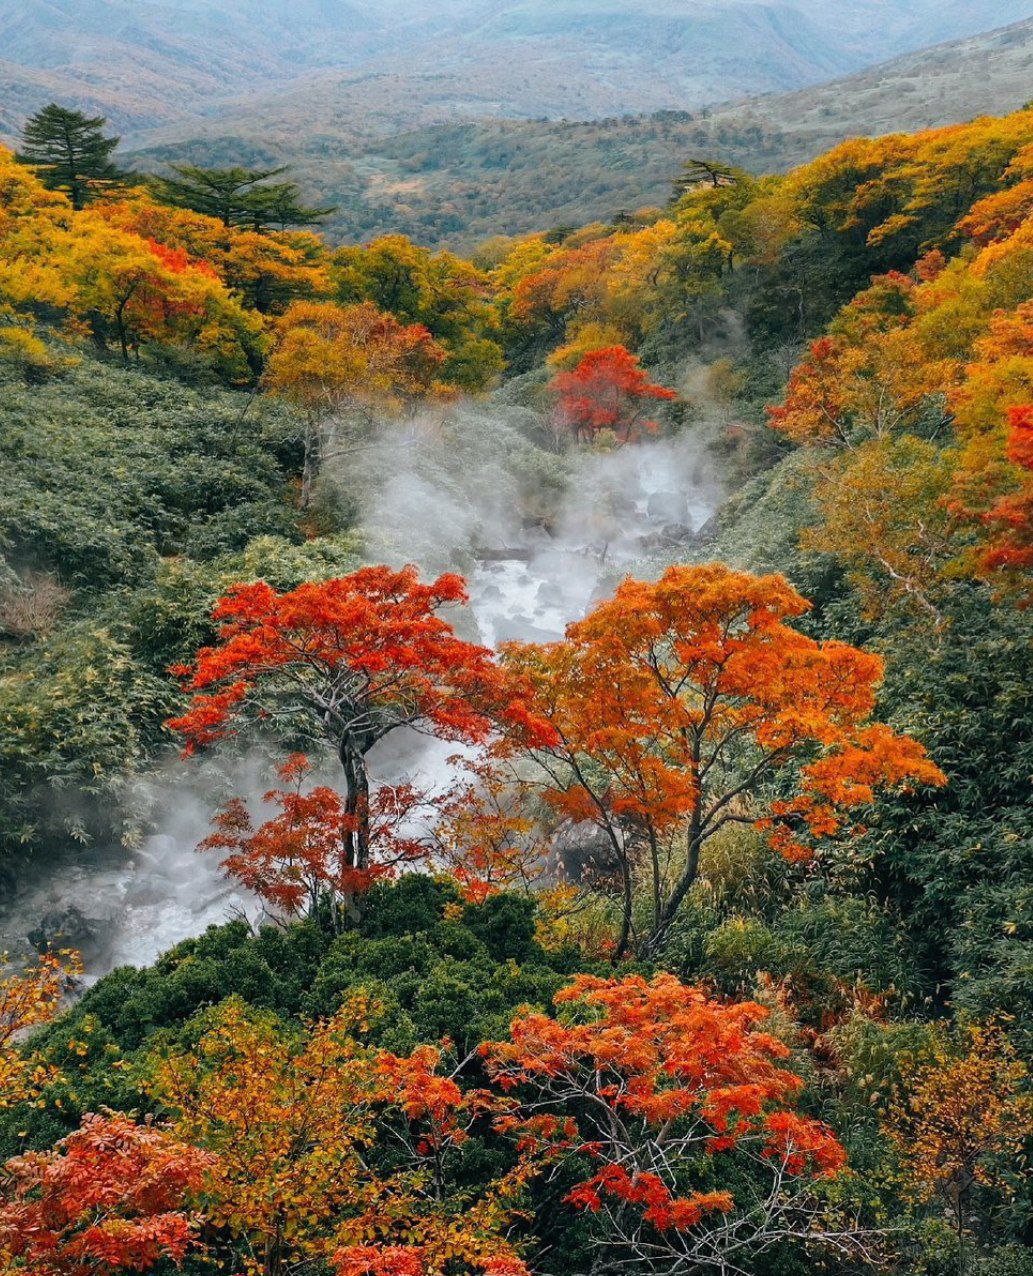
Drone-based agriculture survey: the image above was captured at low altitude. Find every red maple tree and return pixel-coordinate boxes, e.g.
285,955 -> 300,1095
168,566 -> 500,873
0,1112 -> 212,1275
550,345 -> 677,444
484,973 -> 861,1273
198,753 -> 430,924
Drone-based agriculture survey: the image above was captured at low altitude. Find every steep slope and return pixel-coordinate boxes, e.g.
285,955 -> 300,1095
708,14 -> 1033,142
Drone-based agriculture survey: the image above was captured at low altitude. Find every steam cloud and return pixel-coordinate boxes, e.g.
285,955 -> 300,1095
0,395 -> 723,978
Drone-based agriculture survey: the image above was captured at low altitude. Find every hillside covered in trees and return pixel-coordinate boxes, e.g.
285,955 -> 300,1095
5,7 -> 1033,249
0,95 -> 1031,1276
125,16 -> 1033,248
4,0 -> 1030,137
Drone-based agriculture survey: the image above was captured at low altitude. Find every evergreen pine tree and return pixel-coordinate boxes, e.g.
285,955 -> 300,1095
18,104 -> 124,210
154,164 -> 334,231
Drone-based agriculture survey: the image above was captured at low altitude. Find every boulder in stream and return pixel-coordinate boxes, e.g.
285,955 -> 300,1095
28,905 -> 113,967
647,491 -> 689,524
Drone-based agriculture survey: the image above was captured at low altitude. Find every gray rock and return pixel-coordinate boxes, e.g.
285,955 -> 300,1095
28,906 -> 109,966
647,490 -> 689,524
493,617 -> 563,644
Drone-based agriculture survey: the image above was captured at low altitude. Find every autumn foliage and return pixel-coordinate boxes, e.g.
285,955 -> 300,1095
169,566 -> 499,872
174,561 -> 943,957
0,144 -> 493,405
979,404 -> 1033,601
549,345 -> 676,444
483,973 -> 849,1270
885,1023 -> 1033,1243
0,950 -> 82,1109
767,203 -> 1033,614
429,757 -> 544,903
6,85 -> 1033,1276
495,562 -> 945,952
198,753 -> 429,921
0,1112 -> 211,1275
265,298 -> 446,415
152,995 -> 542,1276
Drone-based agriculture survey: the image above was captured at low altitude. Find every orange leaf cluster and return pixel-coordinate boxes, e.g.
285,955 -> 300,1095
885,1023 -> 1033,1221
264,299 -> 448,417
0,1112 -> 212,1276
484,973 -> 845,1247
767,187 -> 1033,611
430,757 -> 543,902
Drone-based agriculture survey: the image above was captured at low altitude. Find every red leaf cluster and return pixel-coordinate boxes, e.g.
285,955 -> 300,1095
198,754 -> 430,914
980,404 -> 1033,599
550,345 -> 676,444
484,973 -> 846,1241
168,566 -> 498,754
0,1112 -> 212,1276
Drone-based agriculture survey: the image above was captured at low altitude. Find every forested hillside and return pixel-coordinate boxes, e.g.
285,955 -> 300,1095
126,17 -> 1033,248
5,8 -> 1033,248
0,97 -> 1031,1276
4,0 -> 1031,136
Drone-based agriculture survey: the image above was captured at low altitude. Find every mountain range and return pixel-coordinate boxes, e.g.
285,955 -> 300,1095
129,16 -> 1033,248
2,0 -> 1033,139
1,1 -> 1032,247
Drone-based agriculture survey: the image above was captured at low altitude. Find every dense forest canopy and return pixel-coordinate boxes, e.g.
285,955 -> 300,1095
0,94 -> 1031,1276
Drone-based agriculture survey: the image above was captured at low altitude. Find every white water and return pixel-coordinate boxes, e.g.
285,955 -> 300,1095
0,436 -> 719,979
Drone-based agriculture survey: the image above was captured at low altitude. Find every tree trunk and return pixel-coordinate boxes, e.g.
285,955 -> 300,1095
646,825 -> 662,936
116,305 -> 130,362
299,420 -> 320,508
338,739 -> 371,871
264,1220 -> 284,1276
644,804 -> 702,957
350,763 -> 371,872
62,127 -> 82,211
614,841 -> 634,961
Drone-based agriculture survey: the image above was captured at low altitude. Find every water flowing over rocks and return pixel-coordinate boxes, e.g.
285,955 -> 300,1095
0,431 -> 720,978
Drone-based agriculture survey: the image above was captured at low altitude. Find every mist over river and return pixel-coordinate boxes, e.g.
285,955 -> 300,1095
0,425 -> 720,980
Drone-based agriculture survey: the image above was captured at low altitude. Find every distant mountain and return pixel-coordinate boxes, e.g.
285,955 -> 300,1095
125,16 -> 1033,250
0,0 -> 388,133
2,2 -> 1031,249
707,14 -> 1033,141
1,0 -> 1031,140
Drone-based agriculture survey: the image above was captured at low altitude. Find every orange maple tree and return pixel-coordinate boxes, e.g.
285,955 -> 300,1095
495,563 -> 945,954
483,973 -> 859,1272
549,345 -> 677,444
979,404 -> 1033,602
168,566 -> 500,875
198,753 -> 429,924
0,1111 -> 212,1275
